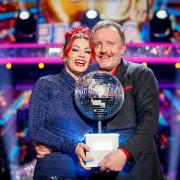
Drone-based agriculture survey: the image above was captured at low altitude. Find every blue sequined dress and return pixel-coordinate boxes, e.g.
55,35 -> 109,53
28,67 -> 94,178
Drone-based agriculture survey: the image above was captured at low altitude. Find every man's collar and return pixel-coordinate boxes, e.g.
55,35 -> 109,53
115,59 -> 128,83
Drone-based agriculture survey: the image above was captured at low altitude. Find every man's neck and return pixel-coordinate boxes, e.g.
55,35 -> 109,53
110,64 -> 119,75
100,64 -> 119,75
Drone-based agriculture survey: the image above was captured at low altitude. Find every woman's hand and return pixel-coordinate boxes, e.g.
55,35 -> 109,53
75,143 -> 93,170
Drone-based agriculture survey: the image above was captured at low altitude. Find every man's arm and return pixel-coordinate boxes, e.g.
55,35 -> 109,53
123,67 -> 159,160
34,144 -> 52,158
98,66 -> 159,172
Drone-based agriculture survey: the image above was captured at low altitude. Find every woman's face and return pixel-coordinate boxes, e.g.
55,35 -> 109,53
65,38 -> 91,79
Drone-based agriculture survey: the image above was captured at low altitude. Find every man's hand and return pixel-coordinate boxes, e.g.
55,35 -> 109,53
35,144 -> 52,158
99,149 -> 127,172
75,143 -> 93,170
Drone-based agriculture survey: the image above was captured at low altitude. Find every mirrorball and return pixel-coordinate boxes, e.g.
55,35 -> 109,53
74,71 -> 124,121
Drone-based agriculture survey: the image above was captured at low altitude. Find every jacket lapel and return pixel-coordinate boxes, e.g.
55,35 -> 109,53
115,59 -> 128,86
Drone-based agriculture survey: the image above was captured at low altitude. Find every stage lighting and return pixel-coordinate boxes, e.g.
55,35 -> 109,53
150,10 -> 172,42
81,9 -> 101,29
6,63 -> 12,70
156,10 -> 168,19
19,11 -> 30,20
38,63 -> 45,69
15,10 -> 37,43
86,9 -> 98,19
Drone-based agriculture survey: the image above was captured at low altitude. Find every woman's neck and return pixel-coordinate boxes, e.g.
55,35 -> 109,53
65,66 -> 81,81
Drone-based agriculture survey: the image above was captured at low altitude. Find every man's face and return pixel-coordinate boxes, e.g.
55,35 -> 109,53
93,26 -> 125,71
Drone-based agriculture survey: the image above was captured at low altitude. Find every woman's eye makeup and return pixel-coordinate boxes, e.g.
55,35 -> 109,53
72,48 -> 79,51
85,50 -> 91,54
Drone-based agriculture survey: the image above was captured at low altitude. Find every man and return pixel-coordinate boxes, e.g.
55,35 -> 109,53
35,20 -> 163,179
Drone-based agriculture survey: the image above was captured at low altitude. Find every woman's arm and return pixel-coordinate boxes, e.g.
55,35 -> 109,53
28,77 -> 78,153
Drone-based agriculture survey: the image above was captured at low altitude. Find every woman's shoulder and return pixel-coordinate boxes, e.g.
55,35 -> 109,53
34,74 -> 60,90
38,74 -> 56,82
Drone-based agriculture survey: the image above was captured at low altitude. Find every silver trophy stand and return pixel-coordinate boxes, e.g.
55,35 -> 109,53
75,71 -> 124,167
85,121 -> 119,167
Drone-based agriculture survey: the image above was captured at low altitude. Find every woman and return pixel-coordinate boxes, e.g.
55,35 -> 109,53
28,26 -> 95,179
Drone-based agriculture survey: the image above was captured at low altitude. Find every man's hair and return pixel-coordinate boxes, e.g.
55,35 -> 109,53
91,20 -> 125,46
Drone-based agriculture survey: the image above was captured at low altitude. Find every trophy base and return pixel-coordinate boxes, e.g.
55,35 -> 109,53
85,133 -> 119,167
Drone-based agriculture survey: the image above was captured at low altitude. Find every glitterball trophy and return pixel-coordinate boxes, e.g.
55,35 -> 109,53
74,71 -> 124,167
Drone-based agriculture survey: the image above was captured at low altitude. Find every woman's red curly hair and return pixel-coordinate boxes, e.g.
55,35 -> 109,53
63,26 -> 95,63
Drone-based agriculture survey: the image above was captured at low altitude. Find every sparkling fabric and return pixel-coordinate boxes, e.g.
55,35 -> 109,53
28,67 -> 94,177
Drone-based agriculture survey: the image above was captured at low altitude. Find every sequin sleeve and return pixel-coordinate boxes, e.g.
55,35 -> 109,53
28,76 -> 78,153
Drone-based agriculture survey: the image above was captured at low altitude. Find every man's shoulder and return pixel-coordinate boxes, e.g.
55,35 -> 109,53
124,60 -> 157,86
126,61 -> 153,75
127,61 -> 144,70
